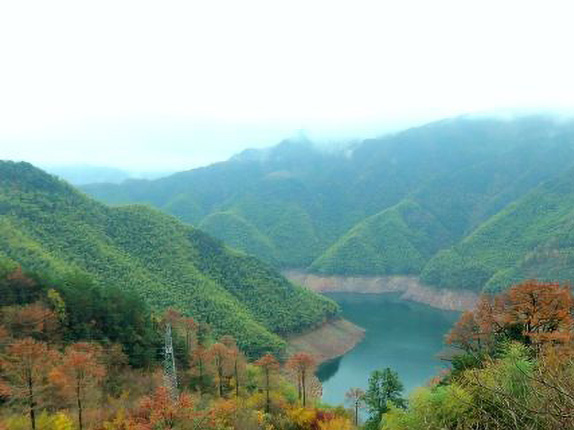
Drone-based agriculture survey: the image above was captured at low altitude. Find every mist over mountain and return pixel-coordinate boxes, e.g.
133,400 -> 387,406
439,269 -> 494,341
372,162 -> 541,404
81,115 -> 574,293
43,164 -> 173,186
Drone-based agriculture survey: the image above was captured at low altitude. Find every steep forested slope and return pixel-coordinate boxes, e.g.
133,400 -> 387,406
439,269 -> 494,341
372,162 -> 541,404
309,200 -> 453,275
421,168 -> 574,291
82,116 -> 574,292
0,161 -> 338,357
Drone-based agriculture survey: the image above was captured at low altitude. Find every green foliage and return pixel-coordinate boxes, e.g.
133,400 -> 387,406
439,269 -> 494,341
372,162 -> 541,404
363,368 -> 405,429
383,385 -> 472,430
310,200 -> 452,275
0,161 -> 339,358
199,211 -> 279,265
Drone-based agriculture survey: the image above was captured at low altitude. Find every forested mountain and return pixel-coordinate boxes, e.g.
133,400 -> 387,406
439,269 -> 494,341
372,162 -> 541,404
0,161 -> 338,357
82,116 -> 574,292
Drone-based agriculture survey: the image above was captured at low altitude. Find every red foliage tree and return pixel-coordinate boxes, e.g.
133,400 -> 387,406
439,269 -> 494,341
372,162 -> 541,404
1,302 -> 59,341
447,280 -> 574,353
50,342 -> 106,430
1,338 -> 58,430
220,336 -> 246,397
133,386 -> 200,429
287,352 -> 317,406
254,353 -> 280,413
506,280 -> 573,344
181,317 -> 198,356
208,343 -> 231,397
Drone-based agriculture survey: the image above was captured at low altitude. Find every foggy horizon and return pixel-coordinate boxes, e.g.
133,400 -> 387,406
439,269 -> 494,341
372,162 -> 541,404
2,1 -> 574,172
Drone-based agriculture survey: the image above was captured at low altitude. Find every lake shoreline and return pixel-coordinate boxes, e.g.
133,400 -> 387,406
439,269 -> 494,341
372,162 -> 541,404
286,318 -> 365,366
284,271 -> 478,312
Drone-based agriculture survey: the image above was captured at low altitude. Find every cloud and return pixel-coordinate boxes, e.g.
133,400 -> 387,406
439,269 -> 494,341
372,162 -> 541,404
1,0 -> 573,169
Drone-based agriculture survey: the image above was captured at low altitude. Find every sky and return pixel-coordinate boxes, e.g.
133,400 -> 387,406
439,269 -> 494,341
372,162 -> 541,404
1,0 -> 574,172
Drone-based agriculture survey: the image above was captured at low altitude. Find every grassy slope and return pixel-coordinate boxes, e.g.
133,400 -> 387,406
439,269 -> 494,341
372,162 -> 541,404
0,161 -> 338,357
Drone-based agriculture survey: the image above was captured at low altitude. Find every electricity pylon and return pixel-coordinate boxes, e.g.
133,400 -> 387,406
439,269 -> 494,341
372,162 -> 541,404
163,322 -> 179,400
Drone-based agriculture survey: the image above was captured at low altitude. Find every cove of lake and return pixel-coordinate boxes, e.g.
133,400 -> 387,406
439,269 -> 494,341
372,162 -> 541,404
316,292 -> 460,406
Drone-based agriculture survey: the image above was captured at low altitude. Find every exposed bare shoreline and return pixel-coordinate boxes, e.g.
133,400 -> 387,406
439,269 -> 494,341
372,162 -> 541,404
284,271 -> 478,312
284,272 -> 475,365
286,318 -> 365,365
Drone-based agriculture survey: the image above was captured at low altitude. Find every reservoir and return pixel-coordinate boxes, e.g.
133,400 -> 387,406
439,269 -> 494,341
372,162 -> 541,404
317,293 -> 460,406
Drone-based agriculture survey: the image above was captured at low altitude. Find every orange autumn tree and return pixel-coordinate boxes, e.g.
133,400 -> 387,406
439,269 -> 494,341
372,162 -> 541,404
4,266 -> 42,305
190,344 -> 211,391
254,353 -> 280,413
220,335 -> 246,398
50,342 -> 106,430
208,342 -> 232,397
447,280 -> 574,353
1,302 -> 59,341
181,317 -> 198,356
0,325 -> 8,347
1,338 -> 58,430
131,386 -> 202,429
506,280 -> 573,344
287,352 -> 317,407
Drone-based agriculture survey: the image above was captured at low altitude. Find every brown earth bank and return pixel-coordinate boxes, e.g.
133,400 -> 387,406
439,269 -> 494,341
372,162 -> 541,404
284,271 -> 478,312
286,318 -> 365,365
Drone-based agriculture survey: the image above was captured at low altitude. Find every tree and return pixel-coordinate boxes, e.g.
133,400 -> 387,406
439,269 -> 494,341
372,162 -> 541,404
506,280 -> 573,344
134,386 -> 199,429
364,368 -> 405,428
447,281 -> 574,354
345,387 -> 365,426
208,343 -> 231,397
254,353 -> 279,413
2,266 -> 42,306
446,295 -> 506,354
190,344 -> 211,391
221,336 -> 246,398
50,342 -> 106,430
181,317 -> 198,356
287,352 -> 317,407
1,338 -> 58,430
1,302 -> 59,341
0,325 -> 8,347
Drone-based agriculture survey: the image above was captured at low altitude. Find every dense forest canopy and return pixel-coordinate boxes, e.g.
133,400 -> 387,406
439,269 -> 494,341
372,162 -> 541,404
83,116 -> 574,293
0,161 -> 338,358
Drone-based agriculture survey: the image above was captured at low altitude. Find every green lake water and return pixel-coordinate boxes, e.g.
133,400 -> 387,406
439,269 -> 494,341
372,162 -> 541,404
316,293 -> 460,407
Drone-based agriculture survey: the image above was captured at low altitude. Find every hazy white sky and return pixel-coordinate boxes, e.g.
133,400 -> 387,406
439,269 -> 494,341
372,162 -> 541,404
1,0 -> 573,171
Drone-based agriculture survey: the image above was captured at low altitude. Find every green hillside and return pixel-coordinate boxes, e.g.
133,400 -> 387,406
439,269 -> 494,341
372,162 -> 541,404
310,200 -> 452,275
0,161 -> 338,357
421,168 -> 574,291
199,211 -> 279,265
82,116 -> 574,292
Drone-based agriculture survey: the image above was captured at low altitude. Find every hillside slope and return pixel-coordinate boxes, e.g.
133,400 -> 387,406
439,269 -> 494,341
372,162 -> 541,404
0,161 -> 338,357
421,168 -> 574,291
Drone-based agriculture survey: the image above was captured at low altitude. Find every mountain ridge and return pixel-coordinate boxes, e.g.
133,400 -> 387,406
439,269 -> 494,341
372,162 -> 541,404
81,116 -> 574,292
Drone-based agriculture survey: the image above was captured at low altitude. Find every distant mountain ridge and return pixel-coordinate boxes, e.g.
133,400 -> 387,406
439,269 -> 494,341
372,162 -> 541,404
43,165 -> 172,185
0,161 -> 338,357
82,116 -> 574,292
